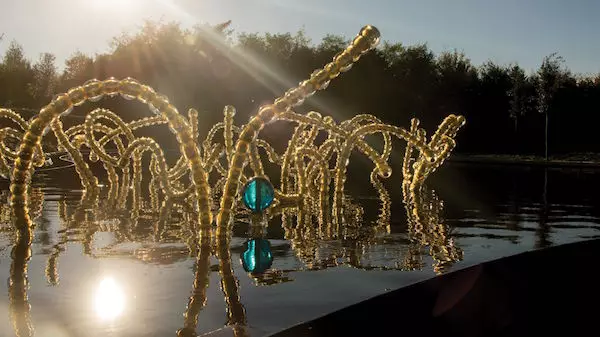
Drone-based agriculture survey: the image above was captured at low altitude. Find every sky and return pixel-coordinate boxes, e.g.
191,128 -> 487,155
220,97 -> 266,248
0,0 -> 599,75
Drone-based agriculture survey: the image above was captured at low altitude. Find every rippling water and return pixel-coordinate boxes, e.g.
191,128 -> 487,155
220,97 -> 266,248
0,163 -> 599,337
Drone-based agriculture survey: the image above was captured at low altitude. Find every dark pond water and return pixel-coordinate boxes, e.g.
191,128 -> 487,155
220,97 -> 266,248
0,163 -> 599,337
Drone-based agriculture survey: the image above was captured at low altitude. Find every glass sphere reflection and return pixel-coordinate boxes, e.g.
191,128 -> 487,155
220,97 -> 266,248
241,239 -> 273,274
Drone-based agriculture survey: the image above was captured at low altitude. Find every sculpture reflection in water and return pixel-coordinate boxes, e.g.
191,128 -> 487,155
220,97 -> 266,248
2,189 -> 43,337
1,25 -> 465,337
4,181 -> 462,337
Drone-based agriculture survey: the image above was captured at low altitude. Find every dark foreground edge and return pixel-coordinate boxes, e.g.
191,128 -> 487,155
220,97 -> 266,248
270,239 -> 600,337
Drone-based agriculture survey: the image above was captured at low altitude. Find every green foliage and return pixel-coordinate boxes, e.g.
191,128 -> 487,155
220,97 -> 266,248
0,41 -> 35,108
30,53 -> 58,105
537,53 -> 570,114
60,51 -> 93,90
318,34 -> 347,53
0,20 -> 599,156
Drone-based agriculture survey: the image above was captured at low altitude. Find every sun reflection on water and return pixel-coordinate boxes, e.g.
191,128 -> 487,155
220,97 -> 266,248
94,277 -> 125,321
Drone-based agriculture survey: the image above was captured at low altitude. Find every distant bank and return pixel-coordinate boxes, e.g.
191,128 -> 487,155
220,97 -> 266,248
449,154 -> 600,168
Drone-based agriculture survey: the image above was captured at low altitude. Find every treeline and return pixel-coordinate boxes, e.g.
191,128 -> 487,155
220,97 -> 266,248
1,20 -> 599,156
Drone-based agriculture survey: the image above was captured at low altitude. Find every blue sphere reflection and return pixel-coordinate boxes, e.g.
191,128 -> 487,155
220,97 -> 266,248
242,177 -> 275,212
241,238 -> 273,274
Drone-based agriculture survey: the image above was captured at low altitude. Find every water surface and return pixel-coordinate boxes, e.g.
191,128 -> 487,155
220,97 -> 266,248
0,163 -> 598,336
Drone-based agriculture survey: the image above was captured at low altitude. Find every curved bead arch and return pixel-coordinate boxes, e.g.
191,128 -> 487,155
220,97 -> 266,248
0,109 -> 46,178
9,78 -> 213,227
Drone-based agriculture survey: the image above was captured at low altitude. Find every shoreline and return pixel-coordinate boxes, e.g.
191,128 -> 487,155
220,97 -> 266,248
449,154 -> 600,168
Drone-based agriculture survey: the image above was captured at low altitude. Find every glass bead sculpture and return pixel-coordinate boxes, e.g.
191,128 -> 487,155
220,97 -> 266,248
242,177 -> 275,213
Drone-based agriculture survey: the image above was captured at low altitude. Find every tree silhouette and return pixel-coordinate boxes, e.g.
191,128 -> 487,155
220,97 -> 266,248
30,53 -> 58,106
1,20 -> 599,158
537,53 -> 570,160
0,41 -> 34,108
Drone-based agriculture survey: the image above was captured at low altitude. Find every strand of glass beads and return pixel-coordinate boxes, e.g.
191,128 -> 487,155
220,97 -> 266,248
216,25 -> 382,235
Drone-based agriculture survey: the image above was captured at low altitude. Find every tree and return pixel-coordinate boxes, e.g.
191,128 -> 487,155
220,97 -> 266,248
59,51 -> 94,90
0,41 -> 35,107
380,43 -> 437,118
507,65 -> 527,133
476,62 -> 514,152
31,53 -> 58,105
537,53 -> 570,160
435,50 -> 478,120
317,34 -> 347,53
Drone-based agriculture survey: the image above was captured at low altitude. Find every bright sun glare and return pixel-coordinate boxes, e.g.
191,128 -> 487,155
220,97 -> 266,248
90,0 -> 134,11
95,277 -> 125,320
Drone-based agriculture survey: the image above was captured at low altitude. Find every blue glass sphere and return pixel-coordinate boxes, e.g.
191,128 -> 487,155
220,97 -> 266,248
241,239 -> 273,273
242,177 -> 275,212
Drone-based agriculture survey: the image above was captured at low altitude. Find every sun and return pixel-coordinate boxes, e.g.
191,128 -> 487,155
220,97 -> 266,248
89,0 -> 135,11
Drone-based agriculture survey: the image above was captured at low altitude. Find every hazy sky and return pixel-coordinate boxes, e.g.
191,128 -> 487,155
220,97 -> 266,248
0,0 -> 598,74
